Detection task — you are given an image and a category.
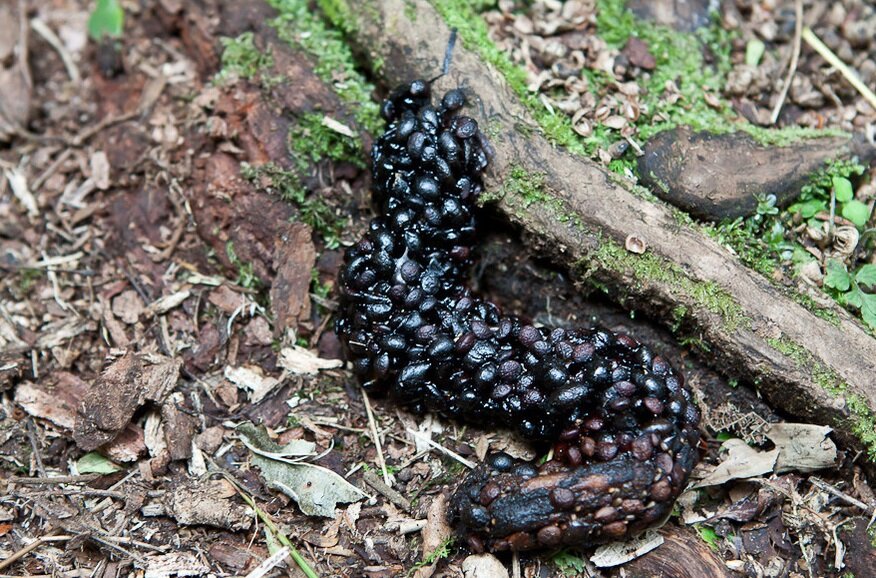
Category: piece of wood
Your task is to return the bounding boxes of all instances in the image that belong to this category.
[638,128,876,221]
[340,0,876,463]
[622,528,734,578]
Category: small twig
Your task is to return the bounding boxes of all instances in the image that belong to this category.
[802,27,876,111]
[810,477,873,512]
[30,19,80,83]
[362,469,412,512]
[361,387,393,486]
[23,489,128,500]
[405,429,476,469]
[244,546,291,578]
[0,531,62,571]
[770,0,803,124]
[7,474,100,485]
[30,147,71,192]
[89,535,147,564]
[24,419,46,478]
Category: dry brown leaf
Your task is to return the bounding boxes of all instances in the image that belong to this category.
[277,345,343,375]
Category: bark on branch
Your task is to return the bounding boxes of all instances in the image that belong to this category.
[343,0,876,460]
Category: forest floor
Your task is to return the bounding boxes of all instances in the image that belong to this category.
[1,0,876,577]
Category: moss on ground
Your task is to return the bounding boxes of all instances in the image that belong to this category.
[288,112,365,170]
[215,32,275,84]
[267,0,382,136]
[766,336,876,460]
[240,162,344,249]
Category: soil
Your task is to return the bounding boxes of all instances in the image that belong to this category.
[1,1,875,577]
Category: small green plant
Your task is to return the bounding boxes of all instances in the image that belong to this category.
[88,0,124,41]
[788,161,868,227]
[696,524,721,551]
[240,162,344,249]
[289,113,365,170]
[823,259,876,330]
[216,32,275,83]
[550,550,588,576]
[226,241,262,290]
[408,537,454,576]
[311,268,332,300]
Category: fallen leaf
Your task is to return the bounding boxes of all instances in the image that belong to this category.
[76,451,121,474]
[590,530,664,567]
[224,365,282,403]
[693,439,777,488]
[278,345,343,375]
[240,421,364,517]
[766,423,837,472]
[252,454,365,517]
[237,421,316,459]
[694,423,836,487]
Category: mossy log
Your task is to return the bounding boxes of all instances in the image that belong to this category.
[339,0,876,462]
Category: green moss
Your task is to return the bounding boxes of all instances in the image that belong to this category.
[550,550,588,576]
[590,239,747,332]
[289,112,365,170]
[267,0,382,135]
[787,291,841,326]
[241,162,344,249]
[741,124,848,146]
[766,336,876,460]
[226,241,263,290]
[216,32,274,83]
[432,0,589,155]
[403,0,417,22]
[315,0,356,34]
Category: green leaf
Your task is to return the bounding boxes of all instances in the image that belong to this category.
[87,0,124,41]
[824,259,852,292]
[842,200,872,228]
[843,285,864,308]
[860,293,876,330]
[832,176,854,203]
[745,39,765,67]
[789,199,825,219]
[856,265,876,289]
[77,451,121,474]
[697,525,720,551]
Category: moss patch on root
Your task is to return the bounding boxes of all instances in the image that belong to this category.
[216,31,276,84]
[267,0,382,135]
[288,112,365,170]
[766,336,876,460]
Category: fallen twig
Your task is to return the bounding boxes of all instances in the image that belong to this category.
[361,387,393,486]
[802,27,876,111]
[770,0,803,124]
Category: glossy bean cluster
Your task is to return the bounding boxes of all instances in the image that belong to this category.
[336,81,700,551]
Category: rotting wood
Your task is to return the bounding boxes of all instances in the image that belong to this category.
[335,0,876,462]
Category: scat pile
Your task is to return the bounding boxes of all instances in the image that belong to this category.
[336,80,700,552]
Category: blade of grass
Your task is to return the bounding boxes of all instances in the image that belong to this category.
[221,473,320,578]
